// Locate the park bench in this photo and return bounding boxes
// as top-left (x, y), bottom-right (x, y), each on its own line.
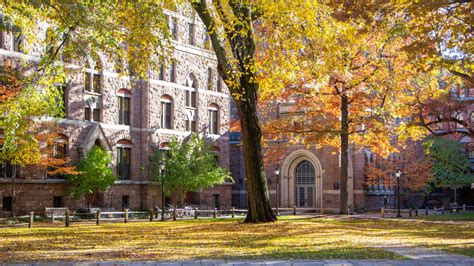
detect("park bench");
top-left (45, 207), bottom-right (68, 221)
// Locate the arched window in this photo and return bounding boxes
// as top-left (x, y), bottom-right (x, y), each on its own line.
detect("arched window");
top-left (295, 160), bottom-right (315, 207)
top-left (116, 139), bottom-right (132, 180)
top-left (161, 95), bottom-right (173, 129)
top-left (208, 103), bottom-right (219, 134)
top-left (117, 89), bottom-right (131, 125)
top-left (295, 161), bottom-right (315, 185)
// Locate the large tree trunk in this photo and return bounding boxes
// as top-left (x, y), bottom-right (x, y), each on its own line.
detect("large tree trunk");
top-left (237, 82), bottom-right (276, 223)
top-left (340, 95), bottom-right (349, 214)
top-left (190, 0), bottom-right (275, 223)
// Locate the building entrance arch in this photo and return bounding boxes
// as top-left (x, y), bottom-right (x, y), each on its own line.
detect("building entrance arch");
top-left (280, 149), bottom-right (323, 208)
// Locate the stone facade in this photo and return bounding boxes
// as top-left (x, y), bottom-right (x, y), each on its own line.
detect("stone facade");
top-left (0, 8), bottom-right (233, 216)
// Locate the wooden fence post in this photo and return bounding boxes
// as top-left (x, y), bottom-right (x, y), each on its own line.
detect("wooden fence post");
top-left (381, 207), bottom-right (385, 218)
top-left (293, 206), bottom-right (297, 216)
top-left (425, 207), bottom-right (429, 216)
top-left (194, 208), bottom-right (198, 219)
top-left (65, 210), bottom-right (70, 227)
top-left (149, 209), bottom-right (154, 222)
top-left (29, 212), bottom-right (34, 228)
top-left (213, 208), bottom-right (217, 219)
top-left (124, 209), bottom-right (129, 223)
top-left (173, 208), bottom-right (177, 221)
top-left (231, 207), bottom-right (235, 218)
top-left (409, 209), bottom-right (412, 217)
top-left (415, 207), bottom-right (418, 217)
top-left (96, 210), bottom-right (101, 225)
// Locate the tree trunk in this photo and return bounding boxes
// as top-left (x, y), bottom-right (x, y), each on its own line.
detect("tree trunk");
top-left (237, 83), bottom-right (277, 223)
top-left (340, 95), bottom-right (349, 214)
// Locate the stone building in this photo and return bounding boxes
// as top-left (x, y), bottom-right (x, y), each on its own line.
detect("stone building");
top-left (229, 100), bottom-right (373, 213)
top-left (230, 90), bottom-right (474, 212)
top-left (0, 8), bottom-right (233, 216)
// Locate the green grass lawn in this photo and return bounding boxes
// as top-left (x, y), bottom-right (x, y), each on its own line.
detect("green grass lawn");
top-left (412, 212), bottom-right (474, 221)
top-left (0, 216), bottom-right (472, 262)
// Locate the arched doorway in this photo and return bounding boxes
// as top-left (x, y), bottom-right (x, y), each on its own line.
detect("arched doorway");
top-left (280, 149), bottom-right (323, 208)
top-left (295, 160), bottom-right (316, 207)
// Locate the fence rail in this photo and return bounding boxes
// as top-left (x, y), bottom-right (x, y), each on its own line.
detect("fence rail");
top-left (380, 204), bottom-right (472, 218)
top-left (3, 205), bottom-right (473, 228)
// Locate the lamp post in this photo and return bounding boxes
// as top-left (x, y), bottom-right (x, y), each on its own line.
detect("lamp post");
top-left (395, 170), bottom-right (402, 218)
top-left (160, 161), bottom-right (166, 221)
top-left (275, 168), bottom-right (280, 216)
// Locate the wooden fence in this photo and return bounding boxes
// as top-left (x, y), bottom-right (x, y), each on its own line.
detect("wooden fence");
top-left (380, 204), bottom-right (472, 218)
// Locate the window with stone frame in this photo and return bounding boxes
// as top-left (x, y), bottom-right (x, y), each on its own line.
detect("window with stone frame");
top-left (207, 68), bottom-right (213, 91)
top-left (47, 136), bottom-right (68, 179)
top-left (455, 113), bottom-right (464, 129)
top-left (188, 22), bottom-right (195, 46)
top-left (159, 64), bottom-right (165, 80)
top-left (160, 95), bottom-right (173, 129)
top-left (12, 26), bottom-right (22, 52)
top-left (0, 160), bottom-right (14, 178)
top-left (84, 58), bottom-right (102, 94)
top-left (208, 103), bottom-right (219, 135)
top-left (117, 89), bottom-right (131, 126)
top-left (185, 117), bottom-right (198, 132)
top-left (169, 62), bottom-right (176, 83)
top-left (204, 32), bottom-right (211, 50)
top-left (84, 97), bottom-right (101, 122)
top-left (2, 197), bottom-right (12, 212)
top-left (55, 84), bottom-right (67, 118)
top-left (84, 57), bottom-right (102, 122)
top-left (53, 196), bottom-right (63, 207)
top-left (116, 141), bottom-right (132, 180)
top-left (216, 76), bottom-right (222, 93)
top-left (0, 140), bottom-right (15, 179)
top-left (171, 17), bottom-right (178, 40)
top-left (0, 30), bottom-right (5, 49)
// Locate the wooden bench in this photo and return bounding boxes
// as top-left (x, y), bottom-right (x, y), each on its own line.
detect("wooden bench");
top-left (45, 207), bottom-right (68, 221)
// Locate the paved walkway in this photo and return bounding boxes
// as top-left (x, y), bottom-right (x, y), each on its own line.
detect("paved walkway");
top-left (3, 259), bottom-right (474, 265)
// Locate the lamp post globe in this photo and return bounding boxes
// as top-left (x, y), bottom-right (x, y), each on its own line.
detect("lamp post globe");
top-left (160, 161), bottom-right (166, 221)
top-left (395, 170), bottom-right (402, 218)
